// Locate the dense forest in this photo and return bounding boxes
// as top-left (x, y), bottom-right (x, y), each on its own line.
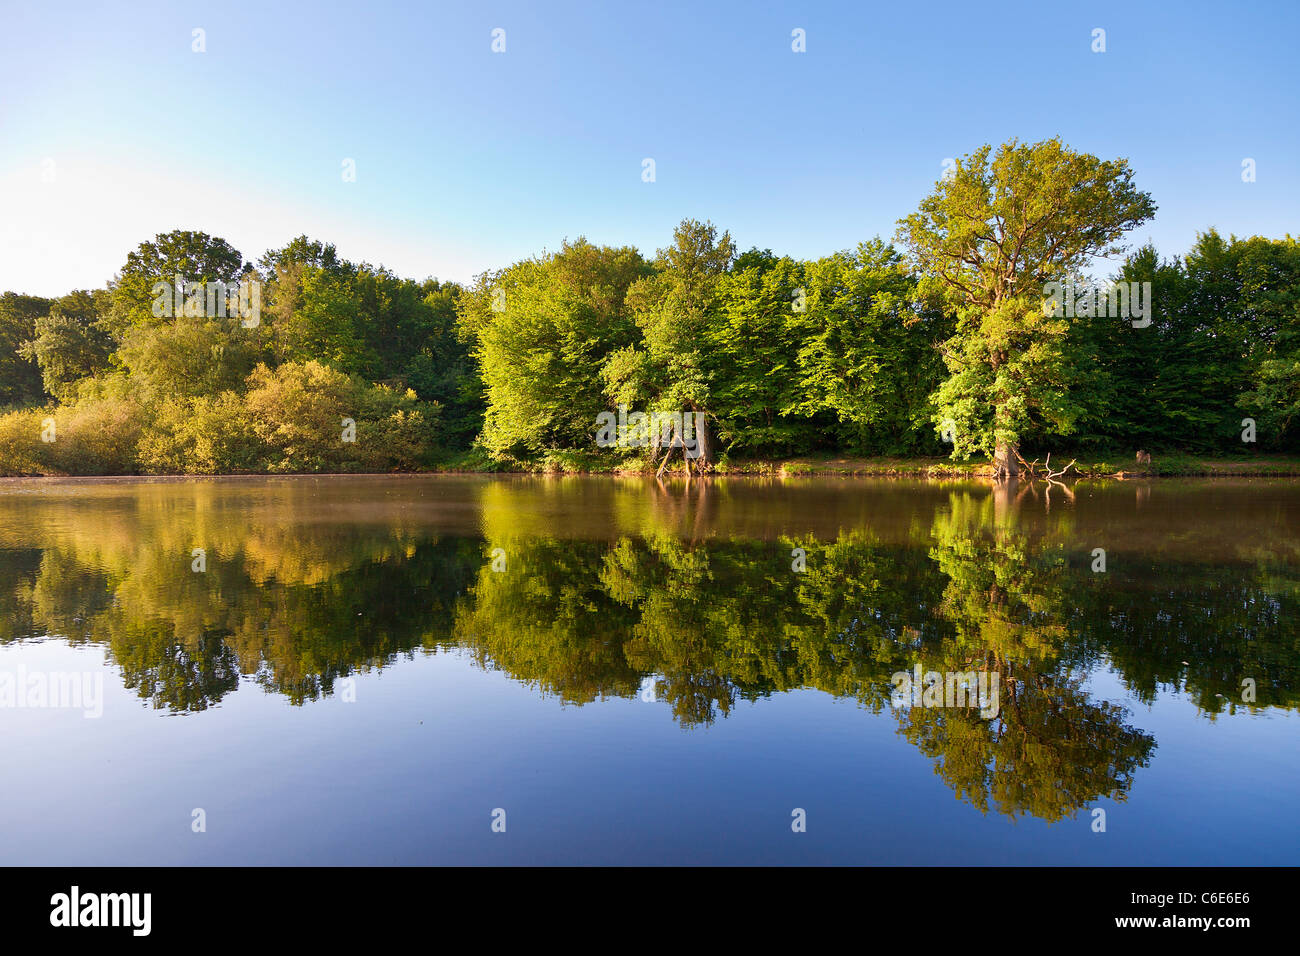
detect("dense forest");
top-left (2, 139), bottom-right (1298, 476)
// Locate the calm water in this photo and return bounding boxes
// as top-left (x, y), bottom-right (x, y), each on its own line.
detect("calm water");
top-left (1, 475), bottom-right (1297, 865)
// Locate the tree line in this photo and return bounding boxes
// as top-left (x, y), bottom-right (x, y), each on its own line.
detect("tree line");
top-left (2, 138), bottom-right (1297, 475)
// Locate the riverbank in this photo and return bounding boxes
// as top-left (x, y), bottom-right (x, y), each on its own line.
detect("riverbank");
top-left (6, 453), bottom-right (1300, 481)
top-left (715, 454), bottom-right (1300, 479)
top-left (428, 452), bottom-right (1300, 479)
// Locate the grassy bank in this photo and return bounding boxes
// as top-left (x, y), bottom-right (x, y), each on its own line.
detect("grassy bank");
top-left (427, 451), bottom-right (1300, 479)
top-left (7, 443), bottom-right (1300, 480)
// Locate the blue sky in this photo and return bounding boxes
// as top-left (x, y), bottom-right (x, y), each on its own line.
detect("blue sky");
top-left (1, 0), bottom-right (1296, 296)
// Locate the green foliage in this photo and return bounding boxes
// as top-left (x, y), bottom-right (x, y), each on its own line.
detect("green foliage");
top-left (786, 241), bottom-right (952, 454)
top-left (897, 139), bottom-right (1157, 468)
top-left (119, 314), bottom-right (260, 400)
top-left (1222, 234), bottom-right (1300, 449)
top-left (707, 253), bottom-right (814, 454)
top-left (609, 220), bottom-right (735, 421)
top-left (275, 266), bottom-right (375, 374)
top-left (0, 393), bottom-right (145, 476)
top-left (0, 292), bottom-right (49, 407)
top-left (0, 407), bottom-right (46, 474)
top-left (242, 361), bottom-right (436, 472)
top-left (1062, 232), bottom-right (1300, 454)
top-left (41, 394), bottom-right (146, 474)
top-left (258, 237), bottom-right (481, 446)
top-left (136, 392), bottom-right (263, 474)
top-left (4, 172), bottom-right (1300, 472)
top-left (106, 229), bottom-right (247, 336)
top-left (459, 238), bottom-right (649, 459)
top-left (19, 291), bottom-right (116, 403)
top-left (400, 280), bottom-right (482, 447)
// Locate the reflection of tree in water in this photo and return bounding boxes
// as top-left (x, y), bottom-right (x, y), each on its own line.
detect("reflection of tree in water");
top-left (603, 533), bottom-right (742, 726)
top-left (452, 528), bottom-right (940, 727)
top-left (111, 626), bottom-right (241, 712)
top-left (928, 486), bottom-right (1071, 666)
top-left (5, 481), bottom-right (1300, 820)
top-left (911, 487), bottom-right (1155, 820)
top-left (452, 538), bottom-right (643, 705)
top-left (19, 549), bottom-right (114, 644)
top-left (595, 530), bottom-right (946, 726)
top-left (900, 669), bottom-right (1154, 821)
top-left (1070, 561), bottom-right (1300, 716)
top-left (1, 520), bottom-right (483, 711)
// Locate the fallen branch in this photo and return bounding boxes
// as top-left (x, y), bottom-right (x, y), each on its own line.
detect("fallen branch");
top-left (1013, 451), bottom-right (1077, 481)
top-left (1043, 454), bottom-right (1078, 480)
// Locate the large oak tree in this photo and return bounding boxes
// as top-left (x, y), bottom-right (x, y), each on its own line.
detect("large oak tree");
top-left (896, 138), bottom-right (1155, 478)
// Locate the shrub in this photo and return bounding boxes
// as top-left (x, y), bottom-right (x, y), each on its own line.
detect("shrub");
top-left (137, 392), bottom-right (263, 474)
top-left (41, 396), bottom-right (145, 474)
top-left (0, 408), bottom-right (46, 475)
top-left (244, 361), bottom-right (437, 472)
top-left (4, 394), bottom-right (147, 475)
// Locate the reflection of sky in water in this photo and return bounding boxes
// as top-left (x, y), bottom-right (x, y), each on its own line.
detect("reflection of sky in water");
top-left (0, 476), bottom-right (1298, 864)
top-left (3, 641), bottom-right (1296, 865)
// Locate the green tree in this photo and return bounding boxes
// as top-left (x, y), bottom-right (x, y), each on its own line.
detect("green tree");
top-left (118, 314), bottom-right (259, 400)
top-left (277, 267), bottom-right (374, 374)
top-left (909, 487), bottom-right (1156, 820)
top-left (401, 279), bottom-right (482, 449)
top-left (459, 238), bottom-right (649, 462)
top-left (0, 292), bottom-right (49, 406)
top-left (19, 291), bottom-right (116, 404)
top-left (1215, 233), bottom-right (1300, 449)
top-left (786, 241), bottom-right (952, 454)
top-left (897, 139), bottom-right (1156, 477)
top-left (707, 254), bottom-right (814, 455)
top-left (106, 230), bottom-right (247, 335)
top-left (243, 360), bottom-right (435, 472)
top-left (604, 219), bottom-right (735, 468)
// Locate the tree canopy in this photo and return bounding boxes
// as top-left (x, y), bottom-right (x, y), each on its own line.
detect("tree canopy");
top-left (3, 142), bottom-right (1299, 477)
top-left (896, 139), bottom-right (1157, 477)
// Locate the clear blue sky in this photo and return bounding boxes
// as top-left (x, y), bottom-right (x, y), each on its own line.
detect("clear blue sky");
top-left (1, 0), bottom-right (1296, 296)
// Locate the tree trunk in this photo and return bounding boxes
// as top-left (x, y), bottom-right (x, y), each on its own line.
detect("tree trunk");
top-left (655, 444), bottom-right (674, 478)
top-left (993, 440), bottom-right (1019, 481)
top-left (991, 387), bottom-right (1018, 481)
top-left (694, 412), bottom-right (714, 467)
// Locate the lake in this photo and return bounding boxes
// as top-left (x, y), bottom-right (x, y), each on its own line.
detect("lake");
top-left (1, 475), bottom-right (1297, 865)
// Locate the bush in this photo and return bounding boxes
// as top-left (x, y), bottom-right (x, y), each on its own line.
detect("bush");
top-left (2, 361), bottom-right (441, 476)
top-left (118, 315), bottom-right (260, 400)
top-left (41, 396), bottom-right (145, 474)
top-left (244, 361), bottom-right (437, 472)
top-left (137, 392), bottom-right (263, 474)
top-left (0, 396), bottom-right (146, 475)
top-left (0, 408), bottom-right (46, 475)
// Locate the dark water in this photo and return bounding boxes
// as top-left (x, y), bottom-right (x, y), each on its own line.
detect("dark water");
top-left (1, 475), bottom-right (1297, 865)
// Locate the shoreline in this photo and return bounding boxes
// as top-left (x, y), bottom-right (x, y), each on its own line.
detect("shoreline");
top-left (4, 455), bottom-right (1300, 481)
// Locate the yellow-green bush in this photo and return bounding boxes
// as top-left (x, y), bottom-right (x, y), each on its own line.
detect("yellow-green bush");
top-left (244, 361), bottom-right (437, 472)
top-left (0, 397), bottom-right (145, 475)
top-left (3, 361), bottom-right (438, 476)
top-left (40, 396), bottom-right (146, 474)
top-left (137, 392), bottom-right (263, 474)
top-left (0, 407), bottom-right (47, 475)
